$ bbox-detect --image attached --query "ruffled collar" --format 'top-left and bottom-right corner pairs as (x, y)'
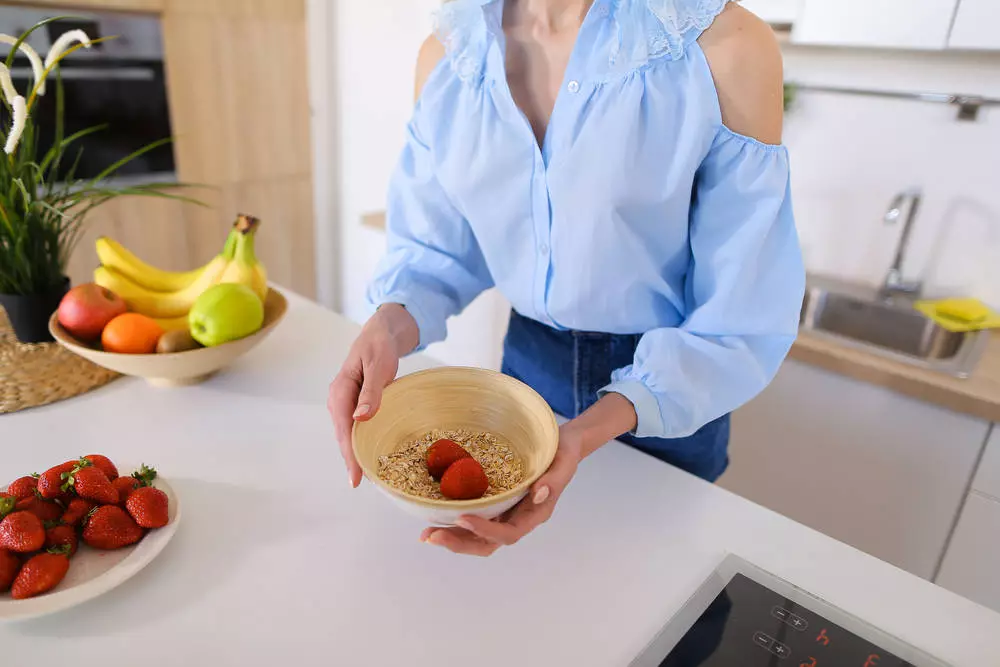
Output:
(433, 0), (732, 83)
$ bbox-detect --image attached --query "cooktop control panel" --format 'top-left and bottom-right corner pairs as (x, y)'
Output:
(632, 556), (948, 667)
(660, 574), (911, 666)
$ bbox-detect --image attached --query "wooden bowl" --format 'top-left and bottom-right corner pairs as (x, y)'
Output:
(353, 366), (559, 526)
(48, 288), (287, 387)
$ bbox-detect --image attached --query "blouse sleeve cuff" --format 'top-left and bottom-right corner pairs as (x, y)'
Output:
(367, 292), (445, 354)
(598, 379), (665, 439)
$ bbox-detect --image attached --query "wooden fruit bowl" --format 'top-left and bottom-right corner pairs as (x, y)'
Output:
(353, 366), (559, 526)
(48, 288), (287, 387)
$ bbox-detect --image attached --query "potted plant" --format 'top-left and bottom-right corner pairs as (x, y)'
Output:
(0, 19), (194, 344)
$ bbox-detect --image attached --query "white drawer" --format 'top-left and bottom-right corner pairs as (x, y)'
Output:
(937, 491), (1000, 614)
(973, 426), (1000, 500)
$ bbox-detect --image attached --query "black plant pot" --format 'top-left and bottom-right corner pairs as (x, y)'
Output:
(0, 277), (71, 344)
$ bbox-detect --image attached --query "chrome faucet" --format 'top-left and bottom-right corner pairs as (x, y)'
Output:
(881, 188), (923, 298)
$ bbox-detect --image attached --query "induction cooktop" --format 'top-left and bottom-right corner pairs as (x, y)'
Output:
(631, 555), (949, 667)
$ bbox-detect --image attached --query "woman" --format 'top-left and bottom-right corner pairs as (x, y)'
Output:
(329, 0), (804, 556)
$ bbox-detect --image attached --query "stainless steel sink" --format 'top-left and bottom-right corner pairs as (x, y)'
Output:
(799, 277), (989, 378)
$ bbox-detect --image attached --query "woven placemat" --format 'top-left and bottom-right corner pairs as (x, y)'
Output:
(1, 308), (120, 415)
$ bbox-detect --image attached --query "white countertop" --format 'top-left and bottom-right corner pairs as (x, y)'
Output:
(2, 292), (999, 666)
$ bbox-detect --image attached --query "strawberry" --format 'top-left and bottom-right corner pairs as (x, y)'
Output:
(125, 487), (169, 528)
(38, 461), (77, 500)
(83, 455), (119, 481)
(6, 475), (38, 501)
(62, 460), (118, 505)
(61, 498), (96, 527)
(15, 495), (64, 523)
(0, 511), (45, 553)
(111, 476), (141, 506)
(44, 523), (79, 557)
(426, 439), (473, 481)
(83, 506), (143, 550)
(11, 547), (71, 599)
(439, 457), (489, 500)
(113, 464), (158, 507)
(0, 548), (19, 592)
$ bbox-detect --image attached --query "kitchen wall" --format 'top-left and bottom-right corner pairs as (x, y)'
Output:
(782, 45), (1000, 308)
(314, 2), (1000, 368)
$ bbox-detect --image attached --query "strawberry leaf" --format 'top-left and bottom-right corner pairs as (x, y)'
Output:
(132, 464), (157, 487)
(43, 519), (63, 529)
(82, 505), (99, 526)
(46, 543), (72, 556)
(0, 495), (15, 518)
(60, 471), (76, 493)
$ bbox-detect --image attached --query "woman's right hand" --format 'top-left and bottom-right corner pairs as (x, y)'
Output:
(328, 304), (420, 487)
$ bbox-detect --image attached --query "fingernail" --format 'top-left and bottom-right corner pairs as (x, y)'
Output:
(533, 486), (550, 505)
(455, 518), (474, 532)
(353, 404), (370, 419)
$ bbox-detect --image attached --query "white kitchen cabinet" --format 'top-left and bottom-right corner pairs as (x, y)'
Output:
(949, 0), (1000, 51)
(720, 359), (989, 580)
(792, 0), (958, 50)
(740, 0), (802, 25)
(936, 492), (1000, 613)
(972, 425), (1000, 499)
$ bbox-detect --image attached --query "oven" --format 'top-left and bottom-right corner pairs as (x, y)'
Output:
(0, 6), (174, 183)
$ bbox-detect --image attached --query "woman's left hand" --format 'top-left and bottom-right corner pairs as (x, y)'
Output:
(420, 425), (583, 556)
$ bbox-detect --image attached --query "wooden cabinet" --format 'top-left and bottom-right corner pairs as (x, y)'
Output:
(949, 0), (1000, 51)
(792, 0), (958, 50)
(936, 492), (1000, 613)
(740, 0), (802, 25)
(720, 359), (990, 579)
(54, 0), (316, 298)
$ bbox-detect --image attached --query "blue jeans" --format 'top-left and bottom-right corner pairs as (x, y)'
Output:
(500, 310), (730, 482)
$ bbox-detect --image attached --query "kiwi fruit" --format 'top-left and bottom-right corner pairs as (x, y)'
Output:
(156, 329), (202, 354)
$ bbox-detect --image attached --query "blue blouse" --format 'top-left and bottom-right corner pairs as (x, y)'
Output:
(367, 0), (806, 439)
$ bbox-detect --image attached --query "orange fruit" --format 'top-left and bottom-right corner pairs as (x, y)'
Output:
(101, 313), (164, 354)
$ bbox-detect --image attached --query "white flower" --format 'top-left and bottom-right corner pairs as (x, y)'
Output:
(0, 34), (44, 95)
(0, 63), (18, 103)
(44, 29), (92, 72)
(4, 94), (26, 154)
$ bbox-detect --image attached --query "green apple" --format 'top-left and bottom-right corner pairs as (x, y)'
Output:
(189, 283), (264, 347)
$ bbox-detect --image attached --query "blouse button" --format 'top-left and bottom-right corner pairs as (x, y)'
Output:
(567, 80), (580, 94)
(539, 243), (549, 255)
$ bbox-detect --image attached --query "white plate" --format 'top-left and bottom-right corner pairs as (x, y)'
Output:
(0, 473), (180, 622)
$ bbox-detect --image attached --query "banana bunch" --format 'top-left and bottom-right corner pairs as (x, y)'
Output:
(94, 214), (269, 331)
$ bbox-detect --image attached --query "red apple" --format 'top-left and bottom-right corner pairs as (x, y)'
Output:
(57, 283), (127, 340)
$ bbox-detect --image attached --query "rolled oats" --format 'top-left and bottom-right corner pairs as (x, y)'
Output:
(376, 428), (524, 500)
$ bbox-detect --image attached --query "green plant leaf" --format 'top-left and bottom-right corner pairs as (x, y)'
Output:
(88, 137), (174, 185)
(38, 124), (108, 174)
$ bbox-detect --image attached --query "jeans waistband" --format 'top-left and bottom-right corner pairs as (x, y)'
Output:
(510, 309), (643, 345)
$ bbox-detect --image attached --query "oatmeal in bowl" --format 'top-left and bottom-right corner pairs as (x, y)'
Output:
(352, 367), (559, 526)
